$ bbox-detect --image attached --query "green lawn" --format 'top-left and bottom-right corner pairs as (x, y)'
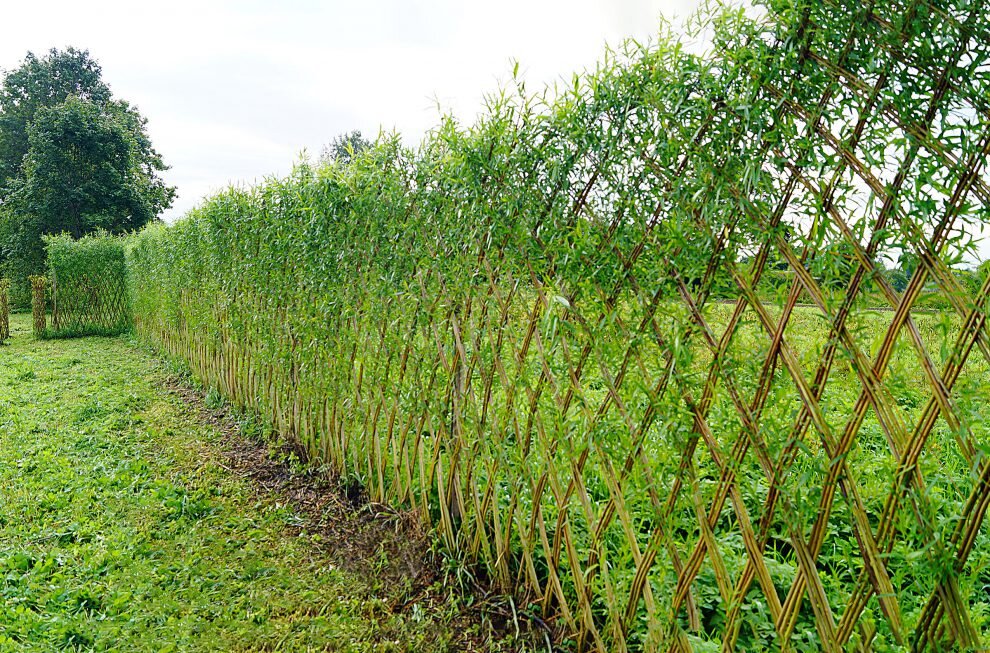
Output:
(0, 313), (470, 652)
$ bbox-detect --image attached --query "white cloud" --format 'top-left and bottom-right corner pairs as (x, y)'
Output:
(1, 0), (705, 221)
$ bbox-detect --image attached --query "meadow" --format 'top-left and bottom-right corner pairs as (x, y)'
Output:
(0, 313), (499, 652)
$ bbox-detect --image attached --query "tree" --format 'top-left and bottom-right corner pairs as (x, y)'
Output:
(0, 48), (110, 196)
(0, 48), (173, 304)
(320, 130), (372, 166)
(7, 97), (173, 237)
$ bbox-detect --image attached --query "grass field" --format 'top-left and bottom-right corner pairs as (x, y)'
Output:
(0, 313), (486, 652)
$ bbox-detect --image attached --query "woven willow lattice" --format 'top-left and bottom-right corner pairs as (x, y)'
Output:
(46, 233), (130, 337)
(127, 1), (990, 650)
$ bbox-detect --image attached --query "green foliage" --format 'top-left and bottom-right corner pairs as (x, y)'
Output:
(0, 48), (174, 307)
(126, 1), (990, 650)
(0, 47), (110, 193)
(0, 211), (43, 308)
(43, 232), (130, 339)
(11, 97), (173, 238)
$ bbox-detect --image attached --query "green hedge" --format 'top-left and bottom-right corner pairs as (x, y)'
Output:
(44, 232), (130, 338)
(126, 1), (990, 650)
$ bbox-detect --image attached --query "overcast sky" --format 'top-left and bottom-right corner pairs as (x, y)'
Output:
(1, 0), (705, 222)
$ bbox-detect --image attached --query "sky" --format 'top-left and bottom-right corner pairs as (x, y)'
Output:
(0, 0), (705, 222)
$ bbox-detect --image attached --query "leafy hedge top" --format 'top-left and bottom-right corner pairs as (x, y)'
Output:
(46, 232), (126, 281)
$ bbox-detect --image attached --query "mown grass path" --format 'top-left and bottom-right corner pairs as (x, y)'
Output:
(0, 314), (468, 652)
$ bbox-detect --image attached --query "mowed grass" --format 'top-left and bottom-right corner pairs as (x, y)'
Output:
(0, 313), (463, 652)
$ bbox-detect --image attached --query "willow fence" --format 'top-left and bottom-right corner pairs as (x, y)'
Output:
(44, 233), (130, 338)
(126, 0), (990, 650)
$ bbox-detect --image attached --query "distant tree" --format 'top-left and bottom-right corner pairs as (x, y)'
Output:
(957, 260), (990, 298)
(321, 130), (371, 166)
(979, 260), (990, 285)
(887, 250), (919, 293)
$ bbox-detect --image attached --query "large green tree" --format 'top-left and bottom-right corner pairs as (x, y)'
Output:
(0, 48), (111, 195)
(8, 97), (173, 237)
(0, 48), (174, 304)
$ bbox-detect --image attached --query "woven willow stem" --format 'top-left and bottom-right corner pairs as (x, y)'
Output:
(29, 276), (47, 338)
(0, 279), (10, 343)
